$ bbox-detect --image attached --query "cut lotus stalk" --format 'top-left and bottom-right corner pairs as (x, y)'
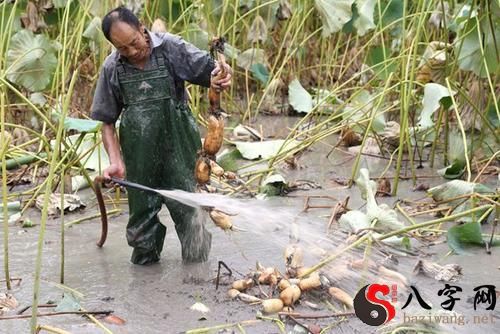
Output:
(223, 171), (237, 180)
(258, 267), (276, 285)
(261, 299), (284, 314)
(280, 285), (301, 306)
(328, 287), (353, 309)
(340, 127), (362, 147)
(238, 293), (261, 304)
(232, 278), (253, 292)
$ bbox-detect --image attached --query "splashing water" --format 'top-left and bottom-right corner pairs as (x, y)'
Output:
(158, 189), (390, 295)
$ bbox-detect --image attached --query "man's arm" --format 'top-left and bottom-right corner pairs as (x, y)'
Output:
(101, 123), (125, 179)
(90, 57), (126, 179)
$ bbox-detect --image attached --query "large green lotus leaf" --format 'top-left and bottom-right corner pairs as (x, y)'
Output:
(356, 168), (405, 232)
(60, 133), (109, 172)
(6, 30), (58, 92)
(367, 45), (397, 80)
(64, 117), (101, 133)
(183, 23), (209, 51)
(428, 180), (494, 203)
(428, 180), (493, 222)
(353, 0), (376, 36)
(343, 89), (385, 133)
(417, 83), (453, 130)
(234, 139), (299, 160)
(262, 173), (286, 186)
(236, 48), (266, 70)
(53, 0), (71, 8)
(438, 160), (466, 179)
(29, 92), (47, 107)
(260, 173), (287, 196)
(83, 16), (101, 41)
(376, 0), (404, 27)
(55, 292), (81, 312)
(250, 63), (269, 84)
(247, 14), (268, 43)
(339, 210), (371, 233)
(447, 222), (484, 254)
(217, 149), (242, 172)
(0, 3), (22, 34)
(288, 79), (313, 114)
(437, 131), (468, 179)
(314, 0), (355, 36)
(183, 23), (239, 59)
(355, 168), (377, 201)
(456, 7), (499, 77)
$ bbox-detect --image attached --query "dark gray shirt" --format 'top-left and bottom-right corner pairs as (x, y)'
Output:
(91, 31), (215, 124)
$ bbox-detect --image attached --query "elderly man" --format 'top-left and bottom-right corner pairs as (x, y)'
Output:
(91, 7), (231, 265)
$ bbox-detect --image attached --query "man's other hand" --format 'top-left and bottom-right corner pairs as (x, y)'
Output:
(211, 61), (232, 91)
(103, 163), (125, 180)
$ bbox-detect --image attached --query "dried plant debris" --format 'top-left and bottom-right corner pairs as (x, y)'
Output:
(35, 193), (86, 215)
(0, 293), (19, 315)
(413, 259), (462, 282)
(190, 302), (210, 314)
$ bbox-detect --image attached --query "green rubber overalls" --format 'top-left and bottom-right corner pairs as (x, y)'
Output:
(117, 55), (212, 265)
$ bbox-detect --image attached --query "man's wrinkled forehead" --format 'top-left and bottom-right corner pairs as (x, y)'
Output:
(110, 21), (141, 47)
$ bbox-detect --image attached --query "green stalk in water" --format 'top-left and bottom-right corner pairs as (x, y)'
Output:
(30, 70), (79, 334)
(60, 169), (66, 284)
(1, 91), (11, 290)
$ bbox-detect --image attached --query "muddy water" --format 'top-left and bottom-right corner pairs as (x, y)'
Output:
(1, 115), (499, 333)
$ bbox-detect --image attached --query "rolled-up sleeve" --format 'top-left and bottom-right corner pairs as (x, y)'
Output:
(90, 59), (123, 124)
(162, 34), (215, 88)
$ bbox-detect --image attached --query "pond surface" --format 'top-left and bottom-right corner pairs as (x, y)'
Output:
(1, 116), (498, 334)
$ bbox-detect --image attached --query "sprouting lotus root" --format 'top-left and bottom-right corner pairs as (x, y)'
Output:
(203, 113), (225, 157)
(194, 155), (211, 185)
(238, 293), (261, 304)
(210, 159), (224, 177)
(284, 244), (304, 269)
(258, 267), (278, 285)
(209, 209), (233, 231)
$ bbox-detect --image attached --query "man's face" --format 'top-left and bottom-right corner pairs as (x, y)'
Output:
(109, 21), (150, 64)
